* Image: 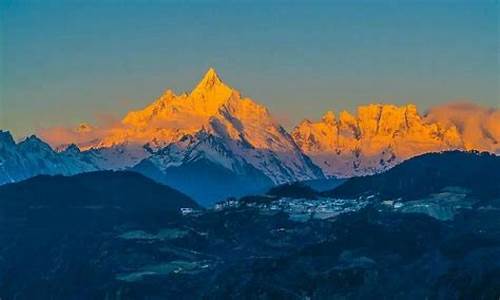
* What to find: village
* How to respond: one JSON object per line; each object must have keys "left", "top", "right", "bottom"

{"left": 212, "top": 196, "right": 370, "bottom": 222}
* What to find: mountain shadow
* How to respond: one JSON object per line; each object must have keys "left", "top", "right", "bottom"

{"left": 131, "top": 158, "right": 273, "bottom": 206}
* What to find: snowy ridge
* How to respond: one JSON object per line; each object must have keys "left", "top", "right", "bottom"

{"left": 292, "top": 104, "right": 466, "bottom": 177}
{"left": 105, "top": 68, "right": 324, "bottom": 183}
{"left": 0, "top": 131, "right": 97, "bottom": 185}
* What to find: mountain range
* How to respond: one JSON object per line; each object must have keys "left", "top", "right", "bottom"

{"left": 1, "top": 68, "right": 498, "bottom": 204}
{"left": 293, "top": 104, "right": 463, "bottom": 176}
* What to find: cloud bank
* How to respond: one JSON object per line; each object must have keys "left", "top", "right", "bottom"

{"left": 424, "top": 101, "right": 499, "bottom": 153}
{"left": 37, "top": 114, "right": 123, "bottom": 151}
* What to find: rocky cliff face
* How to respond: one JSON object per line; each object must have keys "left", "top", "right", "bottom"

{"left": 292, "top": 104, "right": 465, "bottom": 177}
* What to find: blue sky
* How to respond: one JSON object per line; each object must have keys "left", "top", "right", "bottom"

{"left": 1, "top": 0, "right": 498, "bottom": 138}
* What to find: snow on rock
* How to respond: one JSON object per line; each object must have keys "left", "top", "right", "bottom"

{"left": 52, "top": 68, "right": 323, "bottom": 183}
{"left": 0, "top": 131, "right": 98, "bottom": 185}
{"left": 292, "top": 104, "right": 466, "bottom": 177}
{"left": 5, "top": 69, "right": 496, "bottom": 185}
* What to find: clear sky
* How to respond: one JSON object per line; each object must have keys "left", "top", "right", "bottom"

{"left": 1, "top": 0, "right": 498, "bottom": 138}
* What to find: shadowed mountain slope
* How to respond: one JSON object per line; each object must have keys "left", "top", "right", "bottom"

{"left": 0, "top": 170, "right": 199, "bottom": 219}
{"left": 324, "top": 151, "right": 500, "bottom": 200}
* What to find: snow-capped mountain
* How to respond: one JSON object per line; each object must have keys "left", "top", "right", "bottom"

{"left": 75, "top": 68, "right": 323, "bottom": 184}
{"left": 2, "top": 68, "right": 497, "bottom": 204}
{"left": 292, "top": 104, "right": 466, "bottom": 177}
{"left": 0, "top": 131, "right": 97, "bottom": 185}
{"left": 0, "top": 69, "right": 322, "bottom": 204}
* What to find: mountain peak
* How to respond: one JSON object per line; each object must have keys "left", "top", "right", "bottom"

{"left": 322, "top": 111, "right": 336, "bottom": 124}
{"left": 191, "top": 67, "right": 231, "bottom": 95}
{"left": 204, "top": 67, "right": 219, "bottom": 80}
{"left": 185, "top": 67, "right": 235, "bottom": 116}
{"left": 63, "top": 143, "right": 81, "bottom": 154}
{"left": 76, "top": 123, "right": 94, "bottom": 133}
{"left": 0, "top": 130, "right": 15, "bottom": 146}
{"left": 18, "top": 135, "right": 53, "bottom": 152}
